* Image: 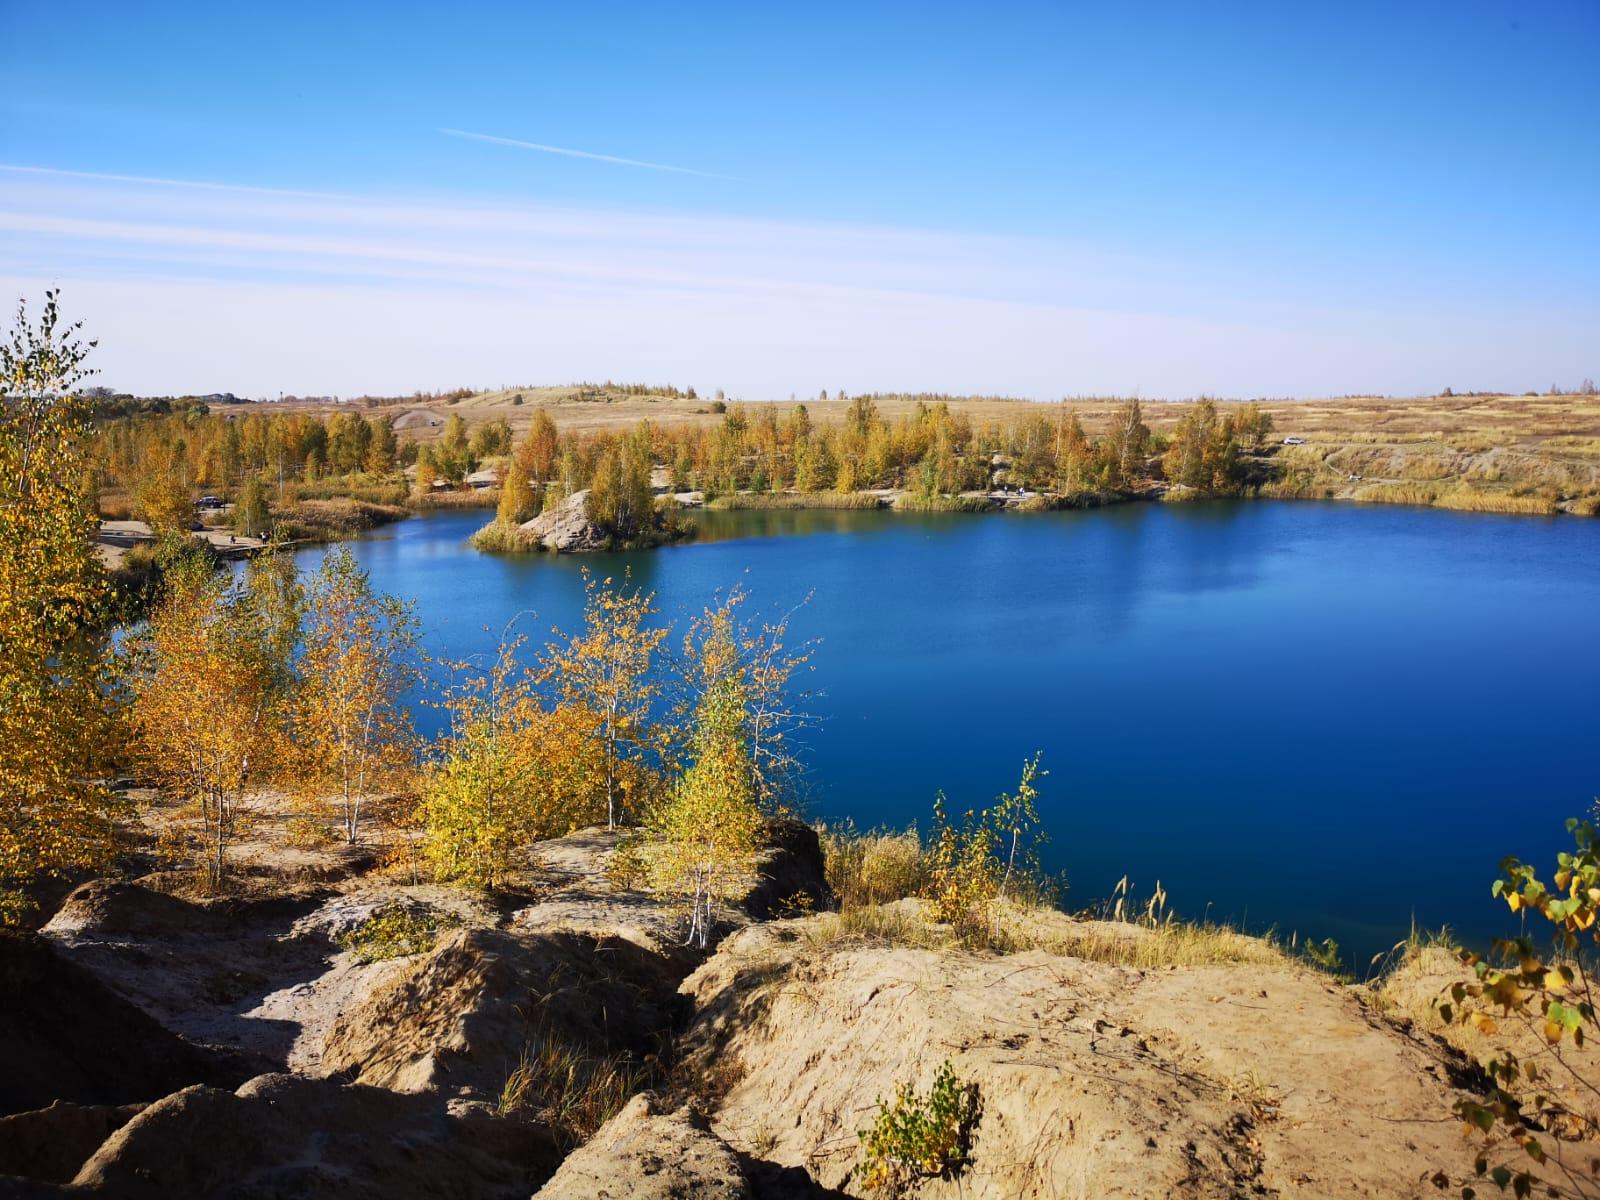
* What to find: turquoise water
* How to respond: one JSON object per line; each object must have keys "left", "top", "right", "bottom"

{"left": 294, "top": 502, "right": 1600, "bottom": 967}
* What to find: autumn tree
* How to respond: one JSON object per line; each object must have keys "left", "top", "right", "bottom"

{"left": 496, "top": 451, "right": 536, "bottom": 527}
{"left": 0, "top": 292, "right": 120, "bottom": 921}
{"left": 364, "top": 417, "right": 398, "bottom": 474}
{"left": 233, "top": 473, "right": 270, "bottom": 538}
{"left": 135, "top": 440, "right": 195, "bottom": 533}
{"left": 675, "top": 588, "right": 816, "bottom": 813}
{"left": 1163, "top": 399, "right": 1244, "bottom": 494}
{"left": 542, "top": 572, "right": 668, "bottom": 829}
{"left": 126, "top": 558, "right": 297, "bottom": 889}
{"left": 585, "top": 423, "right": 657, "bottom": 545}
{"left": 643, "top": 673, "right": 764, "bottom": 948}
{"left": 418, "top": 634, "right": 539, "bottom": 888}
{"left": 1103, "top": 398, "right": 1150, "bottom": 487}
{"left": 434, "top": 413, "right": 474, "bottom": 484}
{"left": 1233, "top": 401, "right": 1273, "bottom": 451}
{"left": 469, "top": 416, "right": 512, "bottom": 460}
{"left": 294, "top": 547, "right": 421, "bottom": 844}
{"left": 414, "top": 446, "right": 438, "bottom": 495}
{"left": 519, "top": 409, "right": 560, "bottom": 496}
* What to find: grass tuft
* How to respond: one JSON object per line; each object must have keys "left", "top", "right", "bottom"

{"left": 496, "top": 1025, "right": 655, "bottom": 1147}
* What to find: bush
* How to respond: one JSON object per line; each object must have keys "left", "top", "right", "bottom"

{"left": 337, "top": 903, "right": 459, "bottom": 963}
{"left": 857, "top": 1059, "right": 980, "bottom": 1193}
{"left": 923, "top": 754, "right": 1048, "bottom": 938}
{"left": 1433, "top": 819, "right": 1600, "bottom": 1197}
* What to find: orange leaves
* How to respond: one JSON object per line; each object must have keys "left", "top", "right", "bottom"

{"left": 124, "top": 567, "right": 293, "bottom": 889}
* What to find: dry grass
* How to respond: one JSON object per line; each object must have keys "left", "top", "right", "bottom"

{"left": 1353, "top": 483, "right": 1444, "bottom": 507}
{"left": 818, "top": 824, "right": 927, "bottom": 908}
{"left": 289, "top": 478, "right": 410, "bottom": 506}
{"left": 275, "top": 498, "right": 409, "bottom": 539}
{"left": 1433, "top": 489, "right": 1558, "bottom": 515}
{"left": 414, "top": 487, "right": 499, "bottom": 509}
{"left": 706, "top": 491, "right": 886, "bottom": 510}
{"left": 893, "top": 493, "right": 997, "bottom": 512}
{"left": 496, "top": 1025, "right": 655, "bottom": 1147}
{"left": 794, "top": 899, "right": 1289, "bottom": 969}
{"left": 1352, "top": 482, "right": 1560, "bottom": 515}
{"left": 1019, "top": 920, "right": 1288, "bottom": 968}
{"left": 1570, "top": 494, "right": 1600, "bottom": 516}
{"left": 467, "top": 519, "right": 535, "bottom": 552}
{"left": 799, "top": 902, "right": 956, "bottom": 955}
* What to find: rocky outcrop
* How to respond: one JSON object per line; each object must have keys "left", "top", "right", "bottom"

{"left": 677, "top": 917, "right": 1492, "bottom": 1199}
{"left": 517, "top": 490, "right": 606, "bottom": 553}
{"left": 534, "top": 1093, "right": 749, "bottom": 1200}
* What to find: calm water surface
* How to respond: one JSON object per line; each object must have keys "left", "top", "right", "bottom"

{"left": 295, "top": 502, "right": 1600, "bottom": 966}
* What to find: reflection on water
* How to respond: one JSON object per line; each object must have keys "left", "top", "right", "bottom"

{"left": 298, "top": 501, "right": 1600, "bottom": 965}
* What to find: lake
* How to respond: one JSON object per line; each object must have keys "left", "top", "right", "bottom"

{"left": 293, "top": 501, "right": 1600, "bottom": 969}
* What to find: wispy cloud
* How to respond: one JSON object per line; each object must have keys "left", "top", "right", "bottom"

{"left": 2, "top": 163, "right": 1592, "bottom": 398}
{"left": 440, "top": 128, "right": 737, "bottom": 180}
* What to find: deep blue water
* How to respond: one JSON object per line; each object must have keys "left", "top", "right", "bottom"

{"left": 294, "top": 502, "right": 1600, "bottom": 969}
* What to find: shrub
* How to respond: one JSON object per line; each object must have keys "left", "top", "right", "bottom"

{"left": 857, "top": 1059, "right": 980, "bottom": 1194}
{"left": 923, "top": 754, "right": 1048, "bottom": 938}
{"left": 1434, "top": 819, "right": 1600, "bottom": 1197}
{"left": 337, "top": 902, "right": 459, "bottom": 963}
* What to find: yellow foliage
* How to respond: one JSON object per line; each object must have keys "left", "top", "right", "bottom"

{"left": 543, "top": 571, "right": 669, "bottom": 828}
{"left": 643, "top": 676, "right": 764, "bottom": 948}
{"left": 0, "top": 292, "right": 121, "bottom": 921}
{"left": 125, "top": 566, "right": 290, "bottom": 890}
{"left": 293, "top": 546, "right": 420, "bottom": 844}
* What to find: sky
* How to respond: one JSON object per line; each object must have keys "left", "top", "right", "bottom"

{"left": 1, "top": 0, "right": 1596, "bottom": 400}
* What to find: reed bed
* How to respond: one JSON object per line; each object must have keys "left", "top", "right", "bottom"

{"left": 893, "top": 493, "right": 996, "bottom": 513}
{"left": 705, "top": 491, "right": 886, "bottom": 510}
{"left": 468, "top": 520, "right": 537, "bottom": 552}
{"left": 415, "top": 487, "right": 499, "bottom": 509}
{"left": 1433, "top": 489, "right": 1557, "bottom": 515}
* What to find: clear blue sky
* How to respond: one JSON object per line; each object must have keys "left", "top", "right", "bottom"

{"left": 1, "top": 0, "right": 1595, "bottom": 397}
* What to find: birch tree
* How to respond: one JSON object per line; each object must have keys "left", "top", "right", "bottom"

{"left": 127, "top": 565, "right": 294, "bottom": 890}
{"left": 542, "top": 572, "right": 667, "bottom": 828}
{"left": 295, "top": 546, "right": 421, "bottom": 844}
{"left": 0, "top": 292, "right": 119, "bottom": 921}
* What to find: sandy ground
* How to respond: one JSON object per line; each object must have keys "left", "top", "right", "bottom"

{"left": 95, "top": 519, "right": 265, "bottom": 569}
